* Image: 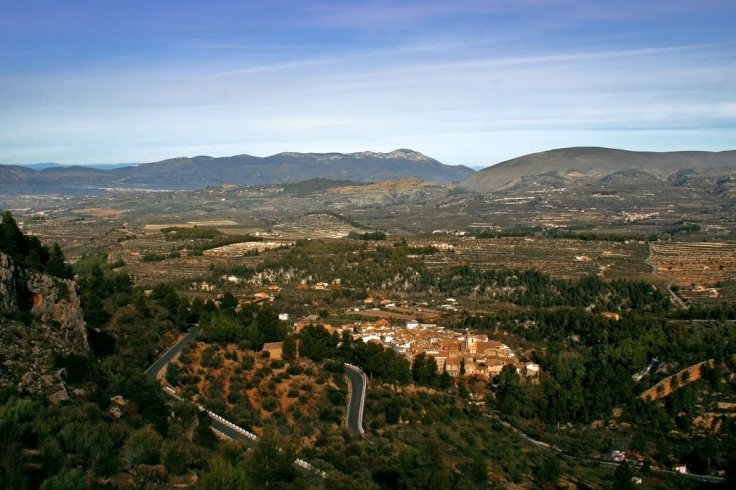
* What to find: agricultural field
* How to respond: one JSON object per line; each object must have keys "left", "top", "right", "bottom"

{"left": 650, "top": 241, "right": 736, "bottom": 305}
{"left": 408, "top": 236, "right": 651, "bottom": 280}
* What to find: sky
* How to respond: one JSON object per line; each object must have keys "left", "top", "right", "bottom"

{"left": 1, "top": 1, "right": 735, "bottom": 168}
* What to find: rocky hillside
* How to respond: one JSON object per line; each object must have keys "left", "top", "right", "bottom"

{"left": 0, "top": 149, "right": 474, "bottom": 191}
{"left": 461, "top": 147, "right": 736, "bottom": 192}
{"left": 0, "top": 252, "right": 88, "bottom": 399}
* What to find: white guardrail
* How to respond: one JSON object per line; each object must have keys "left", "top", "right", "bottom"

{"left": 162, "top": 384, "right": 326, "bottom": 478}
{"left": 344, "top": 363, "right": 367, "bottom": 436}
{"left": 151, "top": 330, "right": 327, "bottom": 479}
{"left": 206, "top": 410, "right": 258, "bottom": 441}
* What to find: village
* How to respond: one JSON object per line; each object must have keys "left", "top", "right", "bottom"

{"left": 345, "top": 319, "right": 539, "bottom": 381}
{"left": 191, "top": 277, "right": 542, "bottom": 382}
{"left": 289, "top": 309, "right": 540, "bottom": 382}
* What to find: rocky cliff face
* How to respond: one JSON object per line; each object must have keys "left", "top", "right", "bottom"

{"left": 0, "top": 252, "right": 21, "bottom": 312}
{"left": 0, "top": 252, "right": 88, "bottom": 399}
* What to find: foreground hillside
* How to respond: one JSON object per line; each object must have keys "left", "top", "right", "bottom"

{"left": 461, "top": 147, "right": 736, "bottom": 192}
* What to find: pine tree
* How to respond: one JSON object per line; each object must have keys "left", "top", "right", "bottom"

{"left": 0, "top": 211, "right": 27, "bottom": 258}
{"left": 46, "top": 243, "right": 73, "bottom": 279}
{"left": 282, "top": 334, "right": 297, "bottom": 360}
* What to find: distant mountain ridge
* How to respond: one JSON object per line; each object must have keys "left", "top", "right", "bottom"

{"left": 19, "top": 162, "right": 137, "bottom": 171}
{"left": 0, "top": 149, "right": 473, "bottom": 191}
{"left": 461, "top": 147, "right": 736, "bottom": 192}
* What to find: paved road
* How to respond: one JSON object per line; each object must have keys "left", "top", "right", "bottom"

{"left": 144, "top": 327, "right": 251, "bottom": 442}
{"left": 667, "top": 284, "right": 690, "bottom": 309}
{"left": 145, "top": 329, "right": 326, "bottom": 477}
{"left": 344, "top": 364, "right": 366, "bottom": 436}
{"left": 210, "top": 417, "right": 252, "bottom": 441}
{"left": 145, "top": 327, "right": 201, "bottom": 381}
{"left": 647, "top": 243, "right": 689, "bottom": 310}
{"left": 645, "top": 242, "right": 656, "bottom": 274}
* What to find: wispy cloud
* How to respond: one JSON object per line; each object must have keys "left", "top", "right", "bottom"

{"left": 203, "top": 58, "right": 336, "bottom": 79}
{"left": 1, "top": 0, "right": 734, "bottom": 165}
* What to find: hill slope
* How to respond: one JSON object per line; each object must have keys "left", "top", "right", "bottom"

{"left": 0, "top": 149, "right": 473, "bottom": 190}
{"left": 461, "top": 147, "right": 736, "bottom": 192}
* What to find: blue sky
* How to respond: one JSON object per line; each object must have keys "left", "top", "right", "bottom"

{"left": 1, "top": 1, "right": 734, "bottom": 167}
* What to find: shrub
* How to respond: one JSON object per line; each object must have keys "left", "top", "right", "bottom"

{"left": 201, "top": 346, "right": 222, "bottom": 368}
{"left": 162, "top": 441, "right": 191, "bottom": 475}
{"left": 271, "top": 360, "right": 285, "bottom": 370}
{"left": 123, "top": 425, "right": 162, "bottom": 467}
{"left": 262, "top": 397, "right": 278, "bottom": 412}
{"left": 327, "top": 389, "right": 345, "bottom": 406}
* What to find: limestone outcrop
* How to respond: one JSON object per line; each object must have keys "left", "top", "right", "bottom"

{"left": 0, "top": 252, "right": 88, "bottom": 398}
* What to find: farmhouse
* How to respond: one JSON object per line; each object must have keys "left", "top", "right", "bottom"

{"left": 262, "top": 342, "right": 284, "bottom": 360}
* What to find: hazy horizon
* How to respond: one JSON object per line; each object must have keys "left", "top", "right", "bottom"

{"left": 2, "top": 145, "right": 736, "bottom": 171}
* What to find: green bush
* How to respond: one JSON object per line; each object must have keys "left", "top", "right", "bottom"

{"left": 271, "top": 359, "right": 285, "bottom": 369}
{"left": 162, "top": 441, "right": 191, "bottom": 475}
{"left": 123, "top": 425, "right": 162, "bottom": 467}
{"left": 262, "top": 396, "right": 278, "bottom": 412}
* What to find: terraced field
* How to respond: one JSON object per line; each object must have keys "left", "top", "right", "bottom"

{"left": 408, "top": 236, "right": 650, "bottom": 279}
{"left": 650, "top": 241, "right": 736, "bottom": 304}
{"left": 272, "top": 213, "right": 364, "bottom": 239}
{"left": 203, "top": 241, "right": 293, "bottom": 257}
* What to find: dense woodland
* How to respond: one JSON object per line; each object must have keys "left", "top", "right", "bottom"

{"left": 459, "top": 309, "right": 736, "bottom": 476}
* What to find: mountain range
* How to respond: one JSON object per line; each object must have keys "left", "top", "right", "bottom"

{"left": 461, "top": 147, "right": 736, "bottom": 192}
{"left": 0, "top": 149, "right": 473, "bottom": 191}
{"left": 20, "top": 162, "right": 137, "bottom": 171}
{"left": 3, "top": 147, "right": 735, "bottom": 194}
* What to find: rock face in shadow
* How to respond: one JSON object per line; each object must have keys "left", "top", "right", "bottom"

{"left": 0, "top": 252, "right": 88, "bottom": 398}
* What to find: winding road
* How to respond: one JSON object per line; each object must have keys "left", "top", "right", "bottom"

{"left": 145, "top": 328, "right": 328, "bottom": 475}
{"left": 144, "top": 328, "right": 260, "bottom": 442}
{"left": 144, "top": 329, "right": 366, "bottom": 477}
{"left": 145, "top": 327, "right": 201, "bottom": 381}
{"left": 344, "top": 363, "right": 367, "bottom": 436}
{"left": 145, "top": 327, "right": 260, "bottom": 443}
{"left": 646, "top": 242, "right": 689, "bottom": 310}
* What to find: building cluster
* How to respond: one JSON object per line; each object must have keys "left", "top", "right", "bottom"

{"left": 621, "top": 211, "right": 659, "bottom": 223}
{"left": 336, "top": 319, "right": 539, "bottom": 380}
